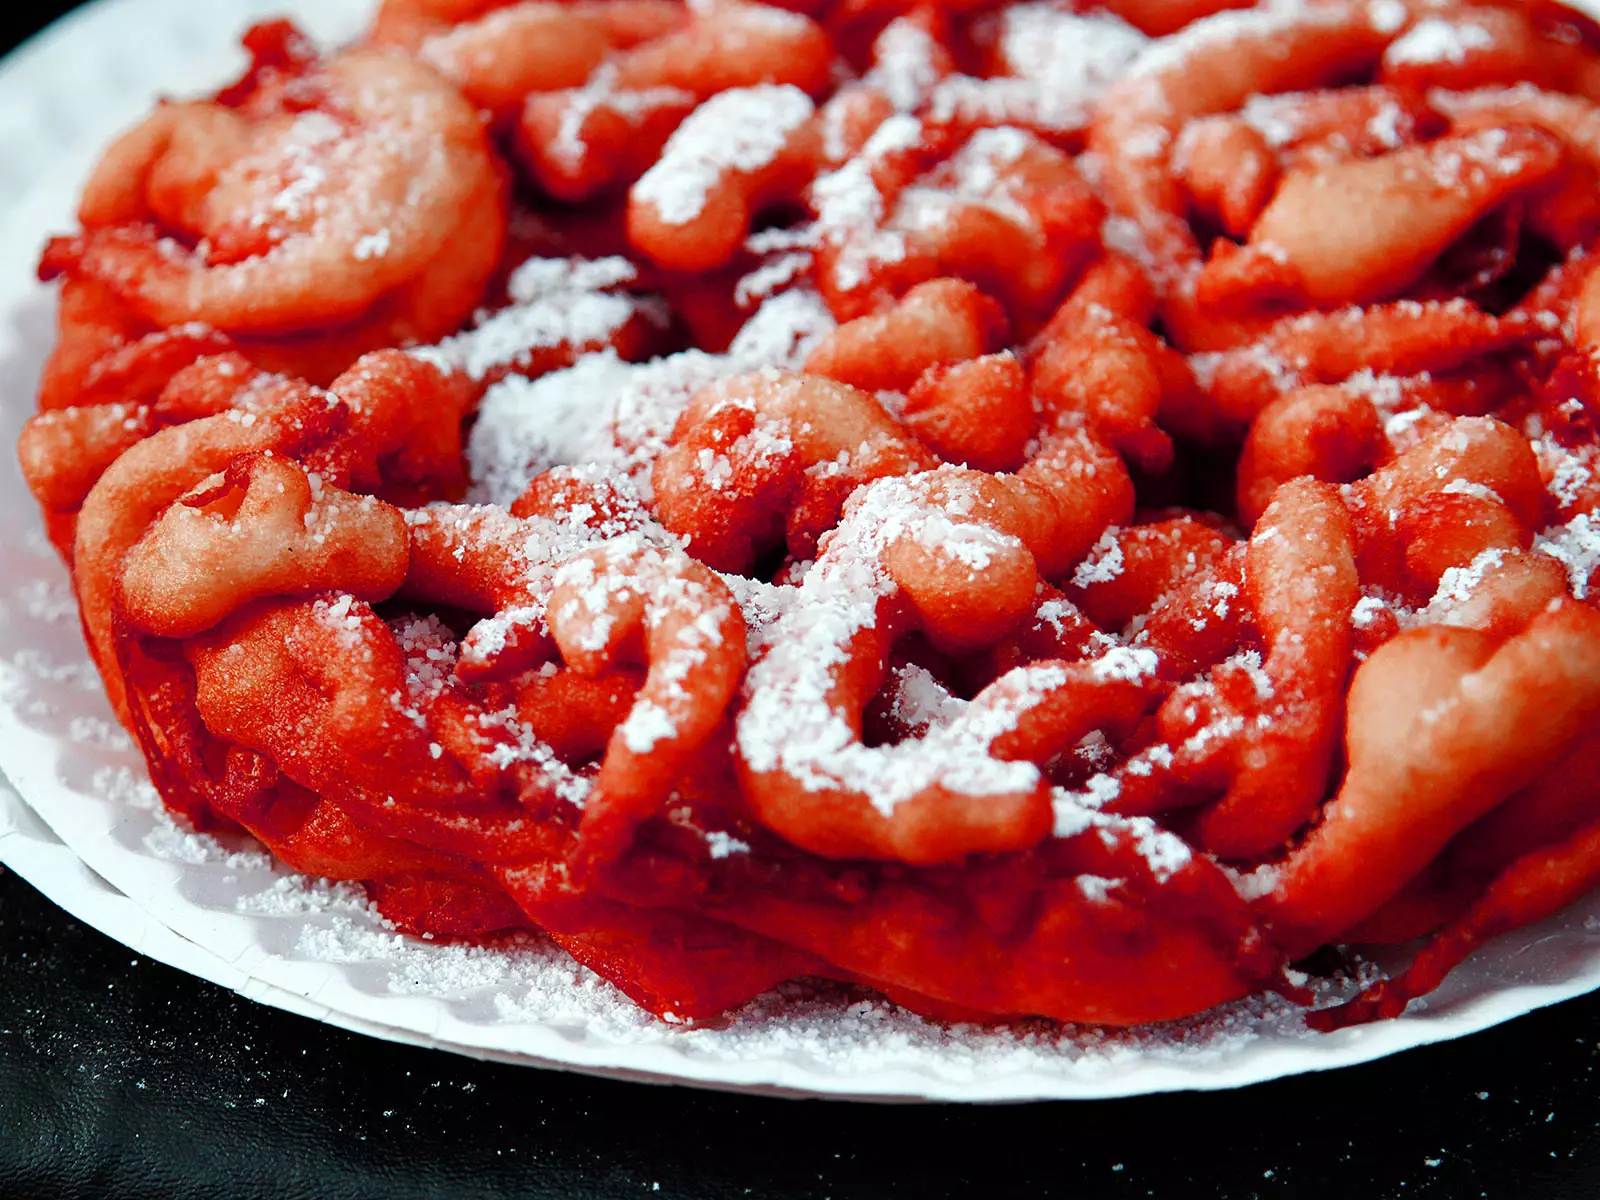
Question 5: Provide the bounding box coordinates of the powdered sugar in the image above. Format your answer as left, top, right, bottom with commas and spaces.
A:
632, 85, 813, 226
1420, 548, 1507, 625
995, 6, 1144, 86
1350, 593, 1394, 629
863, 15, 946, 112
736, 474, 1052, 814
735, 471, 1161, 836
734, 252, 811, 306
1536, 513, 1600, 600
1385, 15, 1495, 67
1423, 125, 1532, 189
1532, 433, 1597, 512
417, 256, 667, 382
352, 228, 391, 261
1073, 529, 1127, 587
467, 288, 834, 508
892, 125, 1056, 237
885, 662, 963, 733
469, 351, 638, 506
1227, 863, 1284, 903
550, 67, 694, 171
1092, 646, 1157, 686
924, 8, 1145, 136
809, 114, 921, 293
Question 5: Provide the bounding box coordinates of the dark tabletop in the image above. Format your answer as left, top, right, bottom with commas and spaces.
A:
7, 866, 1600, 1200
7, 3, 1600, 1197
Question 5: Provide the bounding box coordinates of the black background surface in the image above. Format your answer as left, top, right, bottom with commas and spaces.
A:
5, 4, 1600, 1197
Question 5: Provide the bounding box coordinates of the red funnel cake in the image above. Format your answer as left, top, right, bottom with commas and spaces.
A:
19, 0, 1600, 1030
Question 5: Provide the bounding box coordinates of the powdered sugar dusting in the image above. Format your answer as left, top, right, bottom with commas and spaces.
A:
1385, 15, 1495, 67
469, 351, 638, 506
738, 474, 1048, 813
809, 113, 921, 293
417, 256, 667, 382
863, 15, 945, 112
1073, 529, 1127, 587
468, 288, 834, 507
1537, 513, 1600, 599
632, 85, 813, 226
1420, 547, 1507, 624
910, 7, 1145, 137
735, 470, 1162, 829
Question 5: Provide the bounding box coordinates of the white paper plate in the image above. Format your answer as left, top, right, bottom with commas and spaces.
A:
5, 0, 1600, 1102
